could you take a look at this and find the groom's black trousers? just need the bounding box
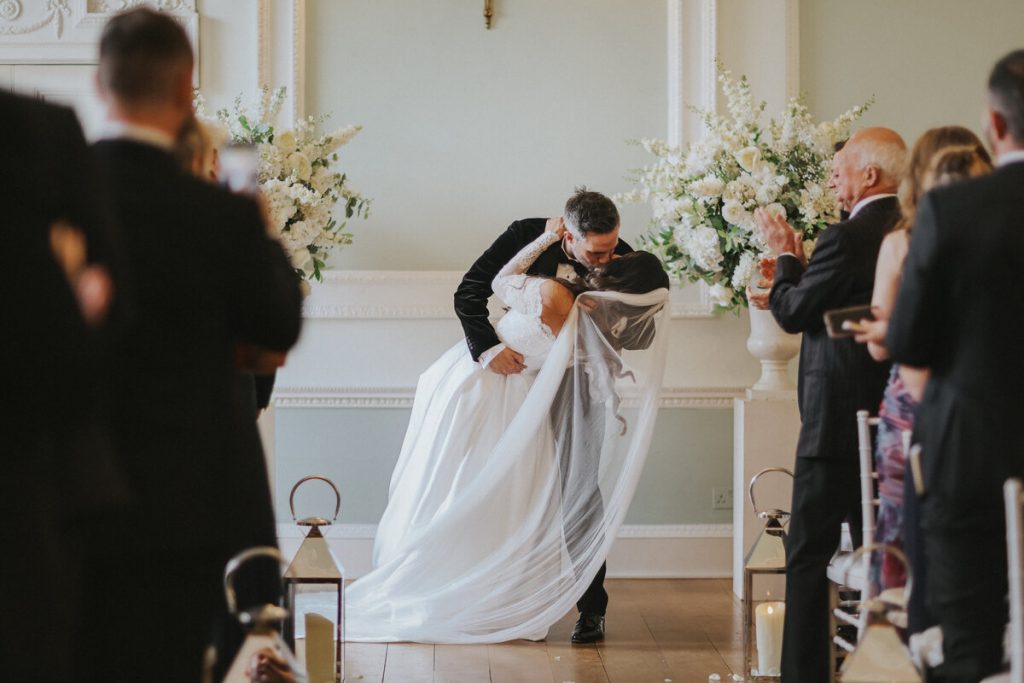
[553,371,609,617]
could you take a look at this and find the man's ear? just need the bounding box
[990,109,1009,142]
[863,164,880,190]
[176,65,194,110]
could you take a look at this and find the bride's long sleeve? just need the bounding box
[491,230,561,313]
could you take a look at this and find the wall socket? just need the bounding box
[712,487,734,510]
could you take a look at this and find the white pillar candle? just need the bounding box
[755,601,785,675]
[305,613,336,683]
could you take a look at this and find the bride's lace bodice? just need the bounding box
[492,231,562,369]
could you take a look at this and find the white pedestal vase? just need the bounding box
[746,307,801,392]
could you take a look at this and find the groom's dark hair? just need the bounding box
[564,187,619,235]
[989,49,1024,142]
[98,7,193,106]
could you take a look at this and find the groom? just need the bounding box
[454,187,631,643]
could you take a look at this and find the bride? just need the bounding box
[301,219,671,644]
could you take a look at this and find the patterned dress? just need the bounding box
[870,364,918,592]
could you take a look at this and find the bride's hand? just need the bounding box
[545,217,566,237]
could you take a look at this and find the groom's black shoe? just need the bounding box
[571,613,605,644]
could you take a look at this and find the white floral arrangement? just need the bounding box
[196,87,370,281]
[620,67,871,310]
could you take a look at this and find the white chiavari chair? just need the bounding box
[980,478,1024,683]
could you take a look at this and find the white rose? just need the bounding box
[722,200,751,229]
[275,129,297,153]
[288,152,314,182]
[708,283,734,308]
[734,146,761,173]
[287,219,319,246]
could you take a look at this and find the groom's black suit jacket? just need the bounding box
[770,196,899,462]
[92,139,303,555]
[454,217,632,360]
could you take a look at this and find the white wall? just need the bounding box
[801,0,1024,145]
[305,0,668,271]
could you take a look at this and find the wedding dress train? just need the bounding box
[296,232,670,643]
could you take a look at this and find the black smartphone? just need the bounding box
[219,142,260,195]
[823,304,875,339]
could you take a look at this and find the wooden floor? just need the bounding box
[343,579,743,683]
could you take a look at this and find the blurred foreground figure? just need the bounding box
[78,8,302,683]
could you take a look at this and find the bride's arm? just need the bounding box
[492,219,563,283]
[491,218,565,307]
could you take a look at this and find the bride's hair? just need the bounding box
[585,251,669,294]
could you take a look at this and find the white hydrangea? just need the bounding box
[683,225,724,272]
[731,252,757,290]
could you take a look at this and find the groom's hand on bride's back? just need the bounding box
[488,347,526,375]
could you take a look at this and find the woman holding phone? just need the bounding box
[850,126,992,633]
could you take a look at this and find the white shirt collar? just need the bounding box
[997,149,1024,167]
[850,193,897,219]
[99,120,175,150]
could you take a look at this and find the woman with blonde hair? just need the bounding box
[851,126,992,635]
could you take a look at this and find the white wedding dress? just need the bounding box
[296,232,670,644]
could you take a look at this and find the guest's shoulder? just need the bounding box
[2,90,81,138]
[185,175,261,221]
[927,167,1014,214]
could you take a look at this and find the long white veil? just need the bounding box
[302,288,671,643]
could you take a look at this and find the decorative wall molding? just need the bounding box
[666,0,716,147]
[0,0,198,67]
[784,0,800,99]
[272,385,744,410]
[276,523,733,578]
[303,270,715,320]
[256,0,305,125]
[277,522,732,540]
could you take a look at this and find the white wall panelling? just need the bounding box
[256,0,304,125]
[278,523,733,579]
[0,1,198,68]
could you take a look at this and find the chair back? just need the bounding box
[1004,478,1024,683]
[855,410,880,596]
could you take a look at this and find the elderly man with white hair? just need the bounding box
[752,127,908,682]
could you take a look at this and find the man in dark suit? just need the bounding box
[77,9,303,683]
[454,188,631,643]
[754,127,906,683]
[887,50,1024,683]
[0,90,121,683]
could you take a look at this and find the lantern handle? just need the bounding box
[224,546,288,615]
[289,475,342,523]
[748,467,794,520]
